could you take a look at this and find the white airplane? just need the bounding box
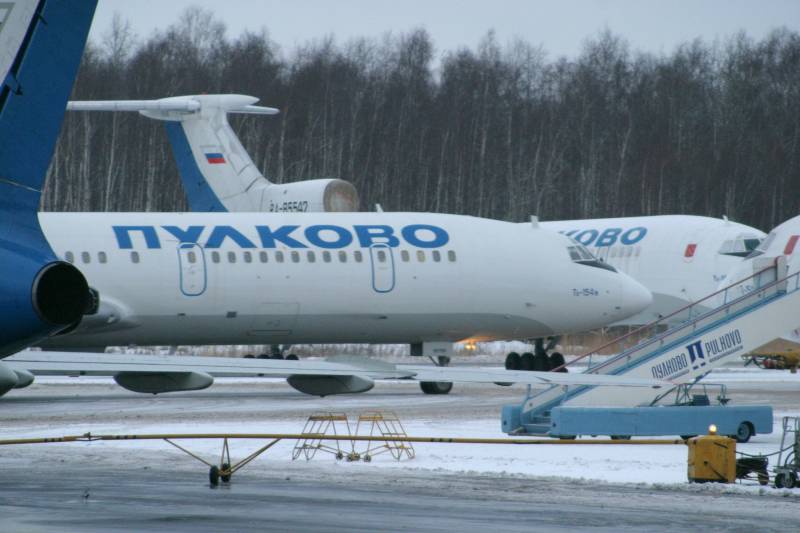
[64,94,767,372]
[541,215,765,324]
[718,213,800,354]
[0,0,95,358]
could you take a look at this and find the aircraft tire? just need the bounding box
[520,353,535,371]
[209,466,220,486]
[243,354,255,358]
[549,352,567,372]
[505,352,521,370]
[420,381,453,394]
[286,354,299,361]
[221,463,231,483]
[532,353,549,371]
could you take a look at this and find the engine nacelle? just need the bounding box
[114,371,214,394]
[259,179,359,213]
[0,363,18,396]
[286,374,375,396]
[0,252,91,358]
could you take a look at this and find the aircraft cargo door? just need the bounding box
[369,244,396,293]
[177,243,207,296]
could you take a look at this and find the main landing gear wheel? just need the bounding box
[420,355,453,395]
[520,352,535,371]
[420,381,453,394]
[505,352,521,370]
[286,354,299,361]
[550,352,567,372]
[532,352,550,371]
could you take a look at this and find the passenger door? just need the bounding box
[369,243,396,293]
[177,242,207,296]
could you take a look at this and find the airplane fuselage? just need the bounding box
[37,212,650,348]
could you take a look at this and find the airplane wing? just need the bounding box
[3,350,668,396]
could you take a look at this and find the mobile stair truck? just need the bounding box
[502,257,799,441]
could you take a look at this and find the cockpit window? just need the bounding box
[567,242,617,272]
[719,233,763,258]
[745,232,776,259]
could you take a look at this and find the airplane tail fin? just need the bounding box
[68,94,278,212]
[0,0,96,357]
[68,94,359,212]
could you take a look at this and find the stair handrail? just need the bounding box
[551,259,788,373]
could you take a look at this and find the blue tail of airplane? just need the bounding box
[0,0,96,359]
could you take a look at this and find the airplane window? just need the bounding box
[354,251,363,263]
[377,250,387,262]
[432,250,441,262]
[625,247,633,257]
[228,251,236,263]
[131,251,140,264]
[746,232,776,259]
[323,251,331,263]
[307,251,316,263]
[243,251,252,263]
[81,252,91,264]
[448,250,456,262]
[401,250,410,262]
[187,251,196,264]
[338,251,347,263]
[211,251,220,264]
[98,252,107,264]
[610,247,618,258]
[291,251,300,263]
[720,233,764,258]
[567,242,617,272]
[260,251,268,263]
[634,246,641,257]
[276,251,284,263]
[417,250,426,262]
[65,251,74,263]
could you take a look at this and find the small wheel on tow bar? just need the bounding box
[505,352,521,370]
[209,466,220,486]
[221,463,231,483]
[420,381,453,395]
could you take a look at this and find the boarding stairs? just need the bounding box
[504,256,800,435]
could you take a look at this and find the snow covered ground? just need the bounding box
[1,367,798,496]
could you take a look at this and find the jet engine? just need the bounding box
[257,178,359,213]
[0,251,90,359]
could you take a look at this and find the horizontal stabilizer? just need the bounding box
[67,95,279,119]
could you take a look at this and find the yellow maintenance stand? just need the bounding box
[687,425,736,483]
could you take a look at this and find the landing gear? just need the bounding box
[505,352,521,370]
[420,356,453,395]
[504,337,566,372]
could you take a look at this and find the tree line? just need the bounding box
[43,8,800,231]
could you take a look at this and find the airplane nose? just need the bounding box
[620,278,653,318]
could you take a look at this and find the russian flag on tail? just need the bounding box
[205,152,226,164]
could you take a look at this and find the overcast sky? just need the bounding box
[89,0,800,59]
